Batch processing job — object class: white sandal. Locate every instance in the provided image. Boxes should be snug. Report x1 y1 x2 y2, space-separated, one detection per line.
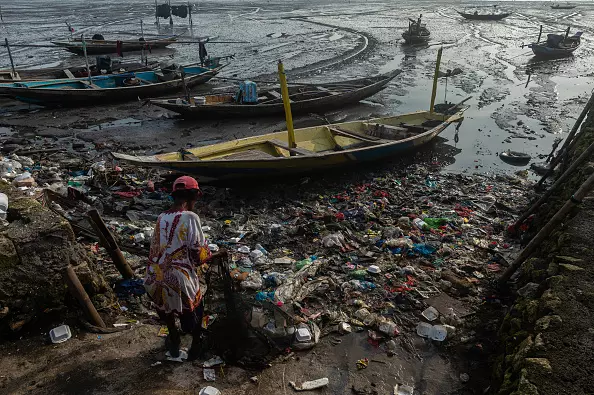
166 349 188 362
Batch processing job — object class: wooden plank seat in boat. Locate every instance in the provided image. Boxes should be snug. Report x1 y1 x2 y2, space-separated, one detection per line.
363 122 415 140
217 149 277 161
268 139 318 156
327 126 390 144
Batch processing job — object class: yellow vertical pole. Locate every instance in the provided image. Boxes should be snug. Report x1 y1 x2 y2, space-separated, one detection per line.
429 47 443 114
278 60 296 151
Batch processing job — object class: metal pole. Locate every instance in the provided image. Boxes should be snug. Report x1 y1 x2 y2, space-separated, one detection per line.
4 38 16 77
430 47 443 113
500 171 594 285
64 265 106 328
87 209 134 279
278 60 296 152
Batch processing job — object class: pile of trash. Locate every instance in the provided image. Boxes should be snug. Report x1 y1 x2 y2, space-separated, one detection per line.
1 143 529 355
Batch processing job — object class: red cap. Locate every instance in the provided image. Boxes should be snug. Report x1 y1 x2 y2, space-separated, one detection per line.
173 176 199 192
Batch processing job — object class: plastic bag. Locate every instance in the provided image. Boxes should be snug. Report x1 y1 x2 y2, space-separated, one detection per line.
241 272 263 290
321 232 346 248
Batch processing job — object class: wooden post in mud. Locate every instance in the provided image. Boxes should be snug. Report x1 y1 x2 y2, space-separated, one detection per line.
154 0 160 28
564 26 570 40
87 209 134 279
278 60 296 152
537 25 543 43
430 47 443 114
64 266 106 328
188 2 193 31
0 6 4 22
537 91 594 187
514 140 594 229
168 0 173 26
4 38 16 78
500 170 594 285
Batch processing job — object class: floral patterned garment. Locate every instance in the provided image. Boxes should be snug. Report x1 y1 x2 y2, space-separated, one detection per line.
144 210 210 314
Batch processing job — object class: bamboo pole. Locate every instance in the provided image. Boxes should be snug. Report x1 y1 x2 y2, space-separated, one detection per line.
537 91 594 187
429 47 443 114
87 209 134 279
514 140 594 229
81 35 92 83
4 38 16 78
278 60 296 152
64 266 106 328
500 171 594 285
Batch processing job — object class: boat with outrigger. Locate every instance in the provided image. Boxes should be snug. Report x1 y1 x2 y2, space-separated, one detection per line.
526 26 582 58
402 15 430 44
113 50 470 183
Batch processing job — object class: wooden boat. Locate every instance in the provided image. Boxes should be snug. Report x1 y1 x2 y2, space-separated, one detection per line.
457 10 511 21
402 15 430 44
500 150 531 166
0 63 224 106
551 3 576 9
149 70 401 118
111 103 468 182
51 35 177 55
528 29 582 58
0 59 158 82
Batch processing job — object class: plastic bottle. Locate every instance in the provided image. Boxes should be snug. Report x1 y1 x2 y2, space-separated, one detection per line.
0 193 7 220
413 218 429 230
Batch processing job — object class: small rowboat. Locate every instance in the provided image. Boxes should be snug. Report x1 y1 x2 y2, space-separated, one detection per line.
551 3 576 9
528 31 582 58
0 63 224 106
499 150 531 166
457 11 511 21
112 101 469 183
51 35 177 55
402 15 430 44
150 70 401 118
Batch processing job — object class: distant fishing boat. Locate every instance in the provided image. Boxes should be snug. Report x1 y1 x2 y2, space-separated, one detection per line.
457 6 511 20
112 107 467 182
402 15 430 44
150 70 401 118
527 26 582 58
0 62 224 106
551 3 576 9
51 34 178 55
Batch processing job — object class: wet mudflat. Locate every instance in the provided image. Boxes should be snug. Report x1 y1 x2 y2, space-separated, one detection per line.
1 0 594 175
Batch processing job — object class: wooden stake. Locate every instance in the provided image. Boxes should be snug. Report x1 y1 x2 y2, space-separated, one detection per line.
278 60 296 152
537 25 543 43
4 38 16 78
64 265 106 328
514 140 594 229
430 47 443 114
500 171 594 285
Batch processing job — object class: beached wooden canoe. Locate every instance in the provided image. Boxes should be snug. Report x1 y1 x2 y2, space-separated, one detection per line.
112 105 468 182
149 70 401 118
0 60 158 82
51 36 177 55
0 64 224 106
457 11 511 20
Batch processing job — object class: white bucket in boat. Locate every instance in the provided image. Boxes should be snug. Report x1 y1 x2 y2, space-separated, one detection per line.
193 96 206 105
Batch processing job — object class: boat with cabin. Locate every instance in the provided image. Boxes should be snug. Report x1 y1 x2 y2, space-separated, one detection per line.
402 15 430 44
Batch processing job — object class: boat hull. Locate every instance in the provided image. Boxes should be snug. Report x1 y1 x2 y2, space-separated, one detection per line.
530 44 577 58
402 32 430 44
51 39 176 55
0 66 223 106
457 11 511 20
150 71 400 118
112 111 463 182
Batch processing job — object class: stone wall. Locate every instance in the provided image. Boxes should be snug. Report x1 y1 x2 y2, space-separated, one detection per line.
0 181 111 333
490 108 594 395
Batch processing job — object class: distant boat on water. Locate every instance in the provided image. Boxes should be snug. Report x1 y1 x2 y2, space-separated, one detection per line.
457 6 511 20
551 3 576 9
402 15 430 44
527 26 582 58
